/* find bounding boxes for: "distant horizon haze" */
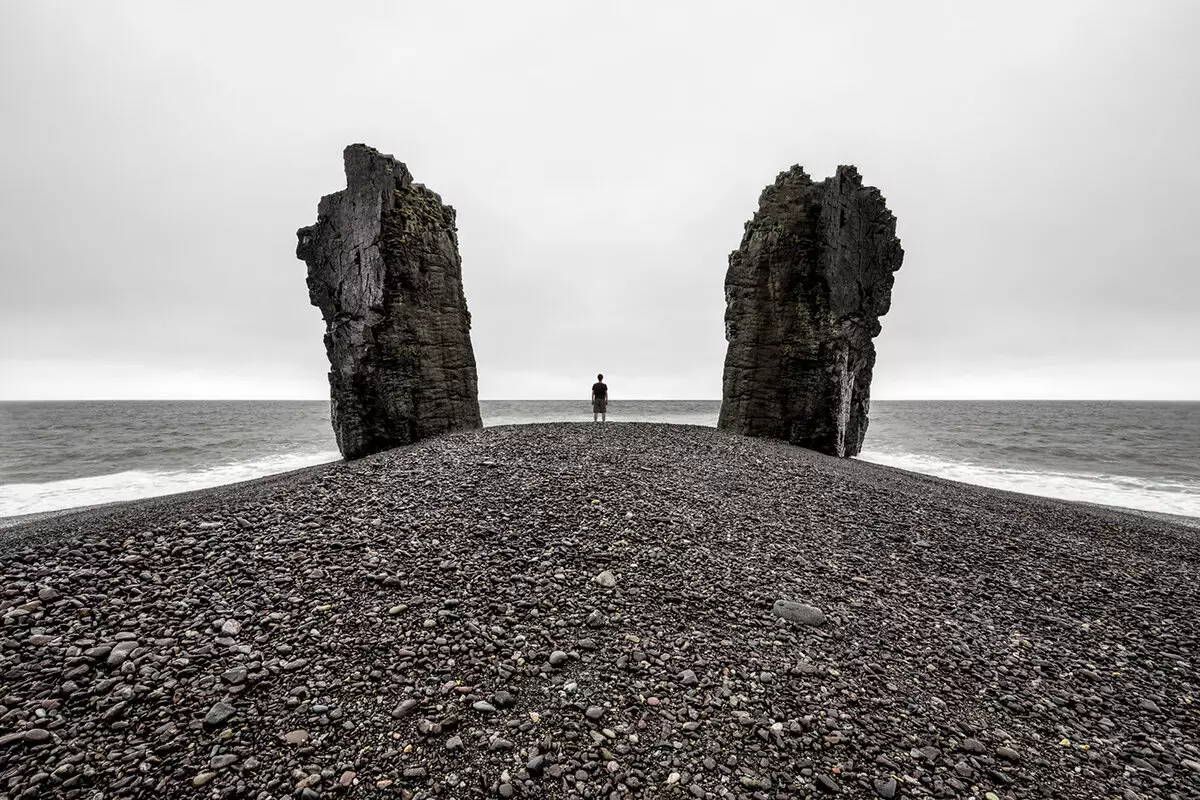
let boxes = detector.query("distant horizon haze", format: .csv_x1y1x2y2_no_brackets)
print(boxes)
2,396,1198,404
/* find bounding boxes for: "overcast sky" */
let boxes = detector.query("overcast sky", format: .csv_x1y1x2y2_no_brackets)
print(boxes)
1,1,1197,401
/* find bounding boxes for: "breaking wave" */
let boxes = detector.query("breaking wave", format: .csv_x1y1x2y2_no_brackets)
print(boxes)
0,450,340,517
857,448,1200,518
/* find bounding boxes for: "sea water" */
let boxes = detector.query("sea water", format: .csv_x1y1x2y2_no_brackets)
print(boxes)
1,400,1196,518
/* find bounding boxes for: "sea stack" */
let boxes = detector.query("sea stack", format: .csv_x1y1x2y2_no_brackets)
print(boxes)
297,144,482,459
719,166,904,457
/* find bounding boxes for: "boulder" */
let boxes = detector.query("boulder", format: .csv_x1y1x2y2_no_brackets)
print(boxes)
297,144,482,459
719,165,903,456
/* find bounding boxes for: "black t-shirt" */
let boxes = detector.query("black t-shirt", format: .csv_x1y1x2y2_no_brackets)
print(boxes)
592,382,608,399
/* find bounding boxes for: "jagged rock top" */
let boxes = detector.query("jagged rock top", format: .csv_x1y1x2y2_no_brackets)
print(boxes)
738,165,902,322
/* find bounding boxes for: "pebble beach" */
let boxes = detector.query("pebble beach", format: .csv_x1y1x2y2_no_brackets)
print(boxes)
1,424,1197,800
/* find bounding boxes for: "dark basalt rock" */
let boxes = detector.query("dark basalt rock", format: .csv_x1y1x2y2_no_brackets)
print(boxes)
719,165,904,457
297,144,482,459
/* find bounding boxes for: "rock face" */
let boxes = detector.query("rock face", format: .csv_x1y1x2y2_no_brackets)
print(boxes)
719,165,903,457
297,144,482,459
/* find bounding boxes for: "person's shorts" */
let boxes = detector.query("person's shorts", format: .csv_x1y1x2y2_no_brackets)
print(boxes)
593,398,607,413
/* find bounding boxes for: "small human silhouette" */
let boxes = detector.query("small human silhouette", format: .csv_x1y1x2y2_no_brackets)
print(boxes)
591,374,608,423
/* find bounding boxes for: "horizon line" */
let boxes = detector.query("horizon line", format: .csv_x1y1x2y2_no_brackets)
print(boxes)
1,397,1197,403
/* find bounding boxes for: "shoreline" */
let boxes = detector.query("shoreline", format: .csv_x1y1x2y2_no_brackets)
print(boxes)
2,423,1197,798
3,422,1197,540
0,457,339,545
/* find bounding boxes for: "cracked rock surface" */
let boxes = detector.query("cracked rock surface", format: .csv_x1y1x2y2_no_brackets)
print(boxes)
296,144,481,459
720,166,904,457
1,424,1197,799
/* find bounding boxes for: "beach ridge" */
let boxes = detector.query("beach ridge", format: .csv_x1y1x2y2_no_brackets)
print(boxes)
1,424,1196,798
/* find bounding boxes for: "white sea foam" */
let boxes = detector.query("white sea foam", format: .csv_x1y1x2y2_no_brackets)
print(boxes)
3,433,1197,522
0,450,341,518
857,448,1200,518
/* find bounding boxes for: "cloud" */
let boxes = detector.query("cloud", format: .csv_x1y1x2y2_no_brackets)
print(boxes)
1,1,1197,400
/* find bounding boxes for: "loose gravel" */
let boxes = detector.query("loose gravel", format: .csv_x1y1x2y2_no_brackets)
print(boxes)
1,423,1197,800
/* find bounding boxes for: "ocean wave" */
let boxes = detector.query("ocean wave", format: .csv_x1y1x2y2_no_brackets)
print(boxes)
5,436,1198,522
0,450,341,518
857,448,1200,518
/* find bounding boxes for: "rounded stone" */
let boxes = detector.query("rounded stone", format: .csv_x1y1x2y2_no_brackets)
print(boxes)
203,702,236,730
997,745,1021,763
283,729,309,745
960,737,986,754
772,600,825,626
192,771,218,787
816,773,841,793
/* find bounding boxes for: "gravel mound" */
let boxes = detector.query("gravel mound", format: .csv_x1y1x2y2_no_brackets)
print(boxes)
1,423,1198,800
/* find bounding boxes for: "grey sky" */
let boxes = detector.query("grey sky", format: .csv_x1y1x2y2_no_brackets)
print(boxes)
2,1,1197,400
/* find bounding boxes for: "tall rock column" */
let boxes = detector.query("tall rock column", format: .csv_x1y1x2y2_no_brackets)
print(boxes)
719,166,904,457
297,144,482,459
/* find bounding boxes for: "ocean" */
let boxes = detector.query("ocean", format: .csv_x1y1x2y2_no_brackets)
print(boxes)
1,400,1197,519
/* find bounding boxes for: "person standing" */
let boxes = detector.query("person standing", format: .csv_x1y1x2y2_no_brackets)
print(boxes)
591,374,608,423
